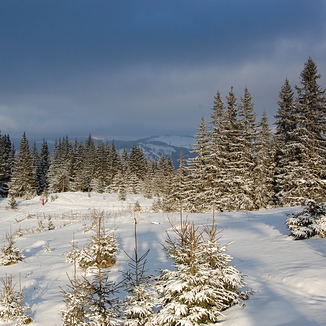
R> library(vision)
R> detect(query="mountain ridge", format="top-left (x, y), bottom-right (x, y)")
top-left (12, 135), bottom-right (196, 167)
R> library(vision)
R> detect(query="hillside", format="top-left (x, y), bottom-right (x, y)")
top-left (114, 135), bottom-right (195, 166)
top-left (13, 135), bottom-right (196, 167)
top-left (0, 192), bottom-right (325, 325)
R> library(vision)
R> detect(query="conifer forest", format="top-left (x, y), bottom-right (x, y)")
top-left (1, 58), bottom-right (325, 212)
top-left (0, 58), bottom-right (325, 326)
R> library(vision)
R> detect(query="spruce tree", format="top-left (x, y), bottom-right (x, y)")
top-left (185, 118), bottom-right (212, 212)
top-left (274, 59), bottom-right (326, 205)
top-left (153, 218), bottom-right (248, 325)
top-left (82, 134), bottom-right (96, 192)
top-left (0, 232), bottom-right (25, 266)
top-left (0, 133), bottom-right (14, 197)
top-left (253, 112), bottom-right (275, 208)
top-left (71, 140), bottom-right (85, 192)
top-left (273, 78), bottom-right (297, 205)
top-left (294, 58), bottom-right (326, 201)
top-left (163, 151), bottom-right (187, 212)
top-left (206, 91), bottom-right (228, 211)
top-left (35, 139), bottom-right (50, 195)
top-left (91, 141), bottom-right (108, 193)
top-left (106, 141), bottom-right (120, 191)
top-left (123, 218), bottom-right (154, 326)
top-left (218, 88), bottom-right (254, 211)
top-left (0, 274), bottom-right (32, 324)
top-left (8, 132), bottom-right (36, 199)
top-left (48, 137), bottom-right (74, 193)
top-left (76, 211), bottom-right (118, 270)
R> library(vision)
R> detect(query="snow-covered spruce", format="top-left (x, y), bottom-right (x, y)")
top-left (0, 233), bottom-right (25, 266)
top-left (123, 284), bottom-right (154, 326)
top-left (66, 211), bottom-right (119, 270)
top-left (61, 271), bottom-right (121, 326)
top-left (61, 273), bottom-right (89, 326)
top-left (0, 274), bottom-right (32, 325)
top-left (286, 200), bottom-right (326, 239)
top-left (122, 218), bottom-right (155, 326)
top-left (62, 210), bottom-right (121, 325)
top-left (152, 218), bottom-right (249, 325)
top-left (76, 230), bottom-right (118, 270)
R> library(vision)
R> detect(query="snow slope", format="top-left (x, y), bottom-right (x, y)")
top-left (0, 192), bottom-right (325, 325)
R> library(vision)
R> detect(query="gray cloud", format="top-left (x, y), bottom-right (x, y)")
top-left (0, 0), bottom-right (325, 141)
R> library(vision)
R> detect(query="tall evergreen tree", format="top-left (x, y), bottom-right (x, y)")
top-left (0, 133), bottom-right (14, 197)
top-left (239, 87), bottom-right (257, 158)
top-left (218, 87), bottom-right (254, 210)
top-left (35, 139), bottom-right (50, 195)
top-left (71, 140), bottom-right (85, 192)
top-left (274, 59), bottom-right (326, 205)
top-left (82, 134), bottom-right (96, 192)
top-left (185, 118), bottom-right (213, 212)
top-left (8, 132), bottom-right (36, 199)
top-left (91, 141), bottom-right (108, 193)
top-left (253, 112), bottom-right (275, 208)
top-left (274, 78), bottom-right (297, 142)
top-left (106, 141), bottom-right (120, 191)
top-left (273, 78), bottom-right (297, 205)
top-left (206, 91), bottom-right (227, 211)
top-left (129, 144), bottom-right (147, 194)
top-left (163, 151), bottom-right (187, 212)
top-left (48, 137), bottom-right (74, 193)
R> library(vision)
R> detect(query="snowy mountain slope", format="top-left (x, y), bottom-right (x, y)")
top-left (0, 193), bottom-right (325, 325)
top-left (14, 135), bottom-right (196, 167)
top-left (114, 135), bottom-right (195, 166)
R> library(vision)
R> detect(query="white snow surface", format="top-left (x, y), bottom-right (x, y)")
top-left (0, 192), bottom-right (325, 326)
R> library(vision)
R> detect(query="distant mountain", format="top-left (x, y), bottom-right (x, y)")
top-left (113, 135), bottom-right (196, 167)
top-left (12, 135), bottom-right (196, 167)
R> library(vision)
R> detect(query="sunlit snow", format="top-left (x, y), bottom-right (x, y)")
top-left (0, 192), bottom-right (325, 325)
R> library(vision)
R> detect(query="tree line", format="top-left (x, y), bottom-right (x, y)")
top-left (0, 133), bottom-right (174, 202)
top-left (1, 58), bottom-right (325, 211)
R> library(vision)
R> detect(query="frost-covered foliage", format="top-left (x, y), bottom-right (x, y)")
top-left (286, 200), bottom-right (326, 239)
top-left (123, 218), bottom-right (154, 326)
top-left (66, 211), bottom-right (118, 270)
top-left (62, 210), bottom-right (121, 325)
top-left (61, 271), bottom-right (121, 326)
top-left (61, 276), bottom-right (89, 326)
top-left (153, 218), bottom-right (249, 325)
top-left (0, 275), bottom-right (32, 325)
top-left (77, 230), bottom-right (118, 270)
top-left (0, 233), bottom-right (24, 266)
top-left (123, 285), bottom-right (154, 326)
top-left (8, 196), bottom-right (18, 209)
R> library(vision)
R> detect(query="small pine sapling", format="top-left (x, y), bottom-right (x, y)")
top-left (77, 211), bottom-right (118, 270)
top-left (153, 214), bottom-right (249, 325)
top-left (122, 218), bottom-right (154, 326)
top-left (152, 198), bottom-right (162, 212)
top-left (8, 196), bottom-right (18, 210)
top-left (33, 220), bottom-right (47, 233)
top-left (62, 240), bottom-right (122, 325)
top-left (65, 235), bottom-right (80, 265)
top-left (134, 200), bottom-right (141, 212)
top-left (61, 260), bottom-right (90, 326)
top-left (0, 233), bottom-right (25, 266)
top-left (47, 216), bottom-right (55, 230)
top-left (84, 270), bottom-right (121, 326)
top-left (118, 182), bottom-right (127, 201)
top-left (0, 274), bottom-right (32, 325)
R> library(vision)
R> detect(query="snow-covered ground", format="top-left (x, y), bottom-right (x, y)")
top-left (0, 192), bottom-right (325, 325)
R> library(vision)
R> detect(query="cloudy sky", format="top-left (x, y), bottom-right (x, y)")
top-left (0, 0), bottom-right (325, 141)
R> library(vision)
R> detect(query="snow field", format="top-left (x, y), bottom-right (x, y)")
top-left (0, 192), bottom-right (325, 325)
